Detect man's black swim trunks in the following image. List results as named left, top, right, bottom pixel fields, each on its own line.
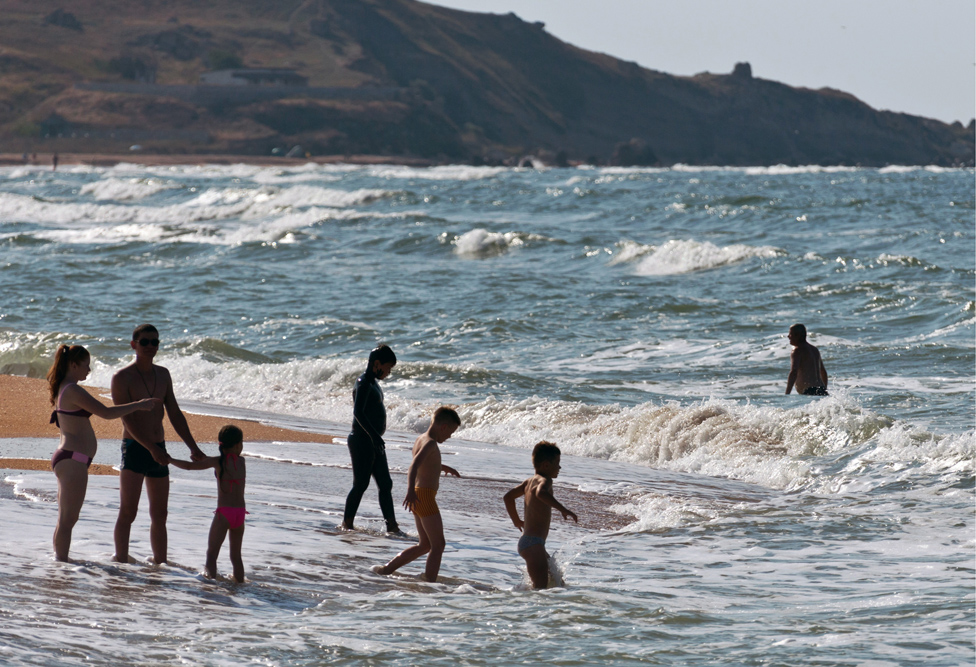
left=120, top=439, right=169, bottom=477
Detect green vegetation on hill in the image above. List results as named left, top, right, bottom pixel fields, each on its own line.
left=0, top=0, right=971, bottom=165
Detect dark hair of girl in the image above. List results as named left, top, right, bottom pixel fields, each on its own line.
left=216, top=424, right=243, bottom=480
left=46, top=344, right=90, bottom=405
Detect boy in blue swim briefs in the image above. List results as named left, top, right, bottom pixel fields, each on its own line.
left=504, top=442, right=577, bottom=589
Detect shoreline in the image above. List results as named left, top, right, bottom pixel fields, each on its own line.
left=0, top=457, right=120, bottom=476
left=0, top=374, right=335, bottom=474
left=0, top=152, right=437, bottom=168
left=0, top=374, right=632, bottom=527
left=0, top=154, right=964, bottom=171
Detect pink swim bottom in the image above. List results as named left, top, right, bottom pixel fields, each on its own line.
left=51, top=449, right=92, bottom=469
left=215, top=506, right=249, bottom=529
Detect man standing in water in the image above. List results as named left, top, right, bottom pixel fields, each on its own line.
left=785, top=323, right=829, bottom=396
left=112, top=324, right=204, bottom=563
left=341, top=345, right=402, bottom=535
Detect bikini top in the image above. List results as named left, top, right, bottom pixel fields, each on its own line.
left=216, top=453, right=244, bottom=486
left=50, top=383, right=93, bottom=428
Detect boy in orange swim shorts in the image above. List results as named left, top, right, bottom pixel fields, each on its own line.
left=372, top=407, right=461, bottom=582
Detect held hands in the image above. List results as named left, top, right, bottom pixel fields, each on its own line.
left=150, top=448, right=170, bottom=466
left=188, top=444, right=206, bottom=462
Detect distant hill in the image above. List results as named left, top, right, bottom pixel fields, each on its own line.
left=1, top=0, right=972, bottom=165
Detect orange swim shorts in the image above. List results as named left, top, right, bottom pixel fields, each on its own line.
left=412, top=487, right=439, bottom=518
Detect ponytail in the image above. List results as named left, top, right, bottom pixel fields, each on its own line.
left=46, top=344, right=90, bottom=405
left=217, top=444, right=227, bottom=481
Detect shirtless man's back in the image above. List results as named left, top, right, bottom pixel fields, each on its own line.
left=786, top=323, right=829, bottom=396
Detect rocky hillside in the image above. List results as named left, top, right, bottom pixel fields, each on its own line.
left=0, top=0, right=972, bottom=165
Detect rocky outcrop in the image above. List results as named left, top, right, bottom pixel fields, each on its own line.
left=611, top=139, right=659, bottom=167
left=317, top=1, right=973, bottom=165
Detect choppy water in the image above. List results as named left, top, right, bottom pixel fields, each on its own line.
left=0, top=162, right=973, bottom=665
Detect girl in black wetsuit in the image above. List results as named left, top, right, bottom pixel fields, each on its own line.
left=341, top=345, right=400, bottom=533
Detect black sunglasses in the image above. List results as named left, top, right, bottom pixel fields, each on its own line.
left=138, top=338, right=160, bottom=347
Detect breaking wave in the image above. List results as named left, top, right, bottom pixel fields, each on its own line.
left=449, top=228, right=550, bottom=257
left=610, top=239, right=782, bottom=275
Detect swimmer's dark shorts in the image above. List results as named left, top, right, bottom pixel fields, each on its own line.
left=120, top=439, right=169, bottom=477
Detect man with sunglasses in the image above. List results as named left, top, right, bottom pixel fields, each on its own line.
left=111, top=323, right=205, bottom=564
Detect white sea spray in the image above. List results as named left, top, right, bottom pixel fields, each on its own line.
left=630, top=239, right=783, bottom=275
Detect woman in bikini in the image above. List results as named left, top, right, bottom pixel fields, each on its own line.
left=170, top=424, right=247, bottom=583
left=47, top=344, right=159, bottom=561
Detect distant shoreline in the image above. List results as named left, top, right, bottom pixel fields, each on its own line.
left=0, top=153, right=437, bottom=168
left=1, top=153, right=968, bottom=170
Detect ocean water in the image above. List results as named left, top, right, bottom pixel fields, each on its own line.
left=0, top=162, right=973, bottom=666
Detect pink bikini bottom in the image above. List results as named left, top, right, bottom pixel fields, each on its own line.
left=215, top=506, right=249, bottom=529
left=51, top=449, right=92, bottom=470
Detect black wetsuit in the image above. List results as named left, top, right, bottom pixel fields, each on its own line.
left=342, top=371, right=398, bottom=531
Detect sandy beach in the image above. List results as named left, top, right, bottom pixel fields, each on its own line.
left=0, top=374, right=334, bottom=475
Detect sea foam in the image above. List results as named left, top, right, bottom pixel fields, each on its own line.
left=450, top=228, right=548, bottom=257
left=78, top=177, right=177, bottom=201
left=367, top=165, right=508, bottom=181
left=1, top=180, right=394, bottom=245
left=611, top=239, right=782, bottom=275
left=77, top=349, right=971, bottom=496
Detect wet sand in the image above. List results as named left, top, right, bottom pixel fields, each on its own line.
left=0, top=374, right=334, bottom=475
left=0, top=458, right=120, bottom=476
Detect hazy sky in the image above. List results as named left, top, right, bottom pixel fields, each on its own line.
left=424, top=0, right=975, bottom=125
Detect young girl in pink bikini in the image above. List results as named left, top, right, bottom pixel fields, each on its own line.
left=170, top=425, right=247, bottom=583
